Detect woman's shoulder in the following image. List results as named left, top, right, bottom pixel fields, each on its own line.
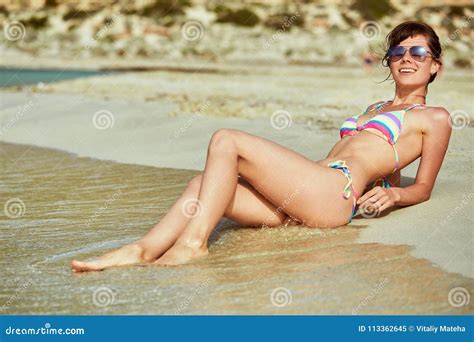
left=416, top=105, right=452, bottom=130
left=417, top=105, right=450, bottom=119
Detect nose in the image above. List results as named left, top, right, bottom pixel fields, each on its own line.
left=401, top=49, right=414, bottom=64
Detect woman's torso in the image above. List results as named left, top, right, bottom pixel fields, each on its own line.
left=316, top=101, right=427, bottom=193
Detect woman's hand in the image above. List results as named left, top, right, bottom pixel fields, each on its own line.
left=356, top=186, right=401, bottom=217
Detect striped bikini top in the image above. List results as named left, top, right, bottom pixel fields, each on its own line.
left=339, top=100, right=425, bottom=172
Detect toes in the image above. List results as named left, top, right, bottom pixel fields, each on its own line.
left=152, top=254, right=177, bottom=266
left=152, top=257, right=170, bottom=266
left=71, top=259, right=106, bottom=272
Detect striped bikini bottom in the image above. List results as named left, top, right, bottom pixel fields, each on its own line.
left=283, top=159, right=360, bottom=227
left=282, top=159, right=392, bottom=226
left=327, top=159, right=361, bottom=224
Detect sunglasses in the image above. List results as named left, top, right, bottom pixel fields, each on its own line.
left=387, top=45, right=434, bottom=63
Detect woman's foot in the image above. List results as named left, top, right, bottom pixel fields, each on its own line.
left=71, top=243, right=148, bottom=272
left=153, top=239, right=208, bottom=266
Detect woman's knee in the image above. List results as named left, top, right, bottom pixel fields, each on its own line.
left=209, top=128, right=238, bottom=152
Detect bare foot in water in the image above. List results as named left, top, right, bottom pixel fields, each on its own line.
left=153, top=240, right=208, bottom=266
left=71, top=243, right=148, bottom=272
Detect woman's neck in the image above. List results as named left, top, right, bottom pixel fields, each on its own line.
left=391, top=85, right=427, bottom=106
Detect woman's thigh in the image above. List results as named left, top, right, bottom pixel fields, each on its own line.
left=225, top=176, right=289, bottom=227
left=190, top=174, right=289, bottom=227
left=221, top=129, right=353, bottom=227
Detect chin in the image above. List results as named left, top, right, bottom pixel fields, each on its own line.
left=394, top=78, right=425, bottom=87
left=393, top=73, right=429, bottom=88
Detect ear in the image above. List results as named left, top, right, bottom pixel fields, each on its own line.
left=430, top=59, right=441, bottom=75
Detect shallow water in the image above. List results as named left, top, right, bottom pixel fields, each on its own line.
left=1, top=142, right=472, bottom=314
left=0, top=67, right=114, bottom=88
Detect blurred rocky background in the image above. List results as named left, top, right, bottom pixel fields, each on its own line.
left=0, top=0, right=472, bottom=68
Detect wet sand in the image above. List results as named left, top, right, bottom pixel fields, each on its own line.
left=1, top=142, right=472, bottom=315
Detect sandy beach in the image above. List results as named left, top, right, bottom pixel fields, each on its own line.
left=1, top=0, right=473, bottom=319
left=0, top=60, right=472, bottom=314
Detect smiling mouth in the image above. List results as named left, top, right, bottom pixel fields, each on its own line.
left=399, top=68, right=417, bottom=74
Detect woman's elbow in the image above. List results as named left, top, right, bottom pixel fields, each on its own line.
left=422, top=191, right=431, bottom=202
left=416, top=183, right=432, bottom=203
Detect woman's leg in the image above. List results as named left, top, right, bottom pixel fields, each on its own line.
left=155, top=128, right=351, bottom=266
left=137, top=175, right=287, bottom=260
left=71, top=175, right=203, bottom=272
left=71, top=174, right=288, bottom=272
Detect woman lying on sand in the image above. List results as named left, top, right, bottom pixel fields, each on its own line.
left=72, top=21, right=451, bottom=271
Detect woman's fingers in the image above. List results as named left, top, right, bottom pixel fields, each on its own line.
left=358, top=190, right=384, bottom=207
left=359, top=190, right=391, bottom=216
left=357, top=187, right=396, bottom=217
left=377, top=201, right=391, bottom=214
left=356, top=186, right=381, bottom=204
left=368, top=192, right=386, bottom=203
left=360, top=194, right=394, bottom=217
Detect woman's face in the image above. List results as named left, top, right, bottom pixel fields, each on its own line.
left=389, top=34, right=440, bottom=88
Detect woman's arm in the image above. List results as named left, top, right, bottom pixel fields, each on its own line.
left=386, top=169, right=401, bottom=187
left=389, top=107, right=452, bottom=207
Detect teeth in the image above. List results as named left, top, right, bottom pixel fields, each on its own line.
left=399, top=68, right=416, bottom=73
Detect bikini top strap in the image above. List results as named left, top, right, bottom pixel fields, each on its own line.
left=404, top=103, right=426, bottom=112
left=364, top=100, right=390, bottom=114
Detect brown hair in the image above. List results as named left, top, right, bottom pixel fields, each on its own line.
left=382, top=21, right=442, bottom=84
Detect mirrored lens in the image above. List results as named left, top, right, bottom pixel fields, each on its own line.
left=409, top=46, right=428, bottom=61
left=388, top=46, right=406, bottom=61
